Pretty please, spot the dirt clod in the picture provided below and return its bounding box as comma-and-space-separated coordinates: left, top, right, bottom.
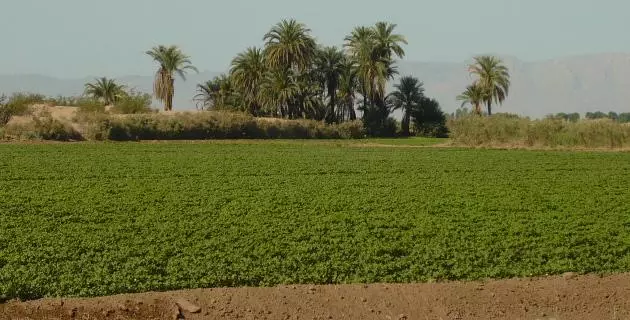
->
563, 272, 578, 280
176, 298, 201, 313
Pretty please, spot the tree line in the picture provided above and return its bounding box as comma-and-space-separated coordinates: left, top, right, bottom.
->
81, 19, 515, 137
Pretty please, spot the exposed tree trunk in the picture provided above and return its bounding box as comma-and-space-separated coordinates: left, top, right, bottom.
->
166, 77, 175, 111
402, 108, 411, 136
327, 84, 336, 124
348, 101, 357, 121
487, 100, 492, 116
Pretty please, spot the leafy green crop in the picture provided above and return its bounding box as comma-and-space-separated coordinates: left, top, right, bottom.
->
1, 142, 629, 301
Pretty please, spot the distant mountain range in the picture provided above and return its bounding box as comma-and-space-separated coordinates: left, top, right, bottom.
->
2, 53, 629, 118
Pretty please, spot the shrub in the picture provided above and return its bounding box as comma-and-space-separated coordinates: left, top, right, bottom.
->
0, 92, 44, 126
31, 112, 83, 141
110, 91, 153, 114
448, 114, 630, 149
3, 112, 82, 141
90, 111, 364, 141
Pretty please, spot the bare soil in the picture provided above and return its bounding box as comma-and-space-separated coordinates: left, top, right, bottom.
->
2, 273, 630, 320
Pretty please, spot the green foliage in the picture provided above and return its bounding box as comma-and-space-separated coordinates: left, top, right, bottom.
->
388, 76, 425, 136
31, 112, 83, 141
146, 45, 198, 111
466, 56, 511, 115
548, 112, 581, 123
90, 112, 364, 140
205, 19, 407, 132
410, 97, 448, 138
83, 77, 126, 105
448, 114, 630, 148
1, 143, 629, 301
360, 104, 398, 137
110, 90, 153, 114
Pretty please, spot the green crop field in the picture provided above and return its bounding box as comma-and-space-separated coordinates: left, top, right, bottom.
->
1, 141, 629, 301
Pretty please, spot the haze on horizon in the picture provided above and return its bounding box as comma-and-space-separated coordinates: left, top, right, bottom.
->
1, 0, 628, 79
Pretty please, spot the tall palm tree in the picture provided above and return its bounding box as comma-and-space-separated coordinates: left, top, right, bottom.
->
388, 76, 424, 136
314, 46, 345, 123
263, 19, 317, 72
83, 77, 126, 105
456, 82, 487, 115
337, 58, 358, 121
344, 26, 376, 108
344, 23, 404, 110
230, 47, 266, 115
468, 55, 510, 115
146, 45, 198, 111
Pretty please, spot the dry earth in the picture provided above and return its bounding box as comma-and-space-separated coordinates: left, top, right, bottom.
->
2, 273, 630, 320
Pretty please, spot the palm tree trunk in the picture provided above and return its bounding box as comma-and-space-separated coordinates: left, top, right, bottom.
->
328, 87, 336, 124
402, 109, 410, 136
166, 77, 175, 111
487, 100, 492, 116
348, 97, 356, 120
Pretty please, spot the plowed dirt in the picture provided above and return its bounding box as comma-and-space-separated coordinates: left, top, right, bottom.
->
2, 273, 630, 319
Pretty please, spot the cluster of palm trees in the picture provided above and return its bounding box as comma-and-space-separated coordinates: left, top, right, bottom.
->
193, 19, 408, 126
82, 20, 511, 136
457, 56, 511, 116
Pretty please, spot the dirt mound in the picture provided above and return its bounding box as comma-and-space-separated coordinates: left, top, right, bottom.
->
2, 273, 629, 319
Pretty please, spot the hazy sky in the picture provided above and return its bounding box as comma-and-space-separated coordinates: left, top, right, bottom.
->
1, 0, 628, 78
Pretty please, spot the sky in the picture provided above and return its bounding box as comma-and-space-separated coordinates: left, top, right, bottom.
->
0, 0, 628, 78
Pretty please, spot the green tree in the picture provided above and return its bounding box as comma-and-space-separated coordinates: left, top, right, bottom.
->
263, 19, 317, 72
585, 111, 607, 119
456, 82, 486, 115
345, 22, 405, 135
83, 77, 126, 105
337, 58, 358, 121
146, 45, 198, 111
314, 46, 345, 123
230, 47, 266, 115
468, 55, 510, 115
608, 111, 619, 121
410, 97, 448, 137
388, 76, 424, 136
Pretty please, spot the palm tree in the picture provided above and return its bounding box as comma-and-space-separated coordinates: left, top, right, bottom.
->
230, 47, 266, 115
337, 58, 358, 121
146, 45, 198, 111
344, 23, 404, 110
388, 76, 424, 136
314, 46, 345, 123
260, 68, 299, 118
194, 74, 240, 110
263, 19, 317, 72
456, 82, 487, 115
373, 22, 407, 60
83, 77, 126, 105
468, 55, 510, 115
344, 26, 375, 108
